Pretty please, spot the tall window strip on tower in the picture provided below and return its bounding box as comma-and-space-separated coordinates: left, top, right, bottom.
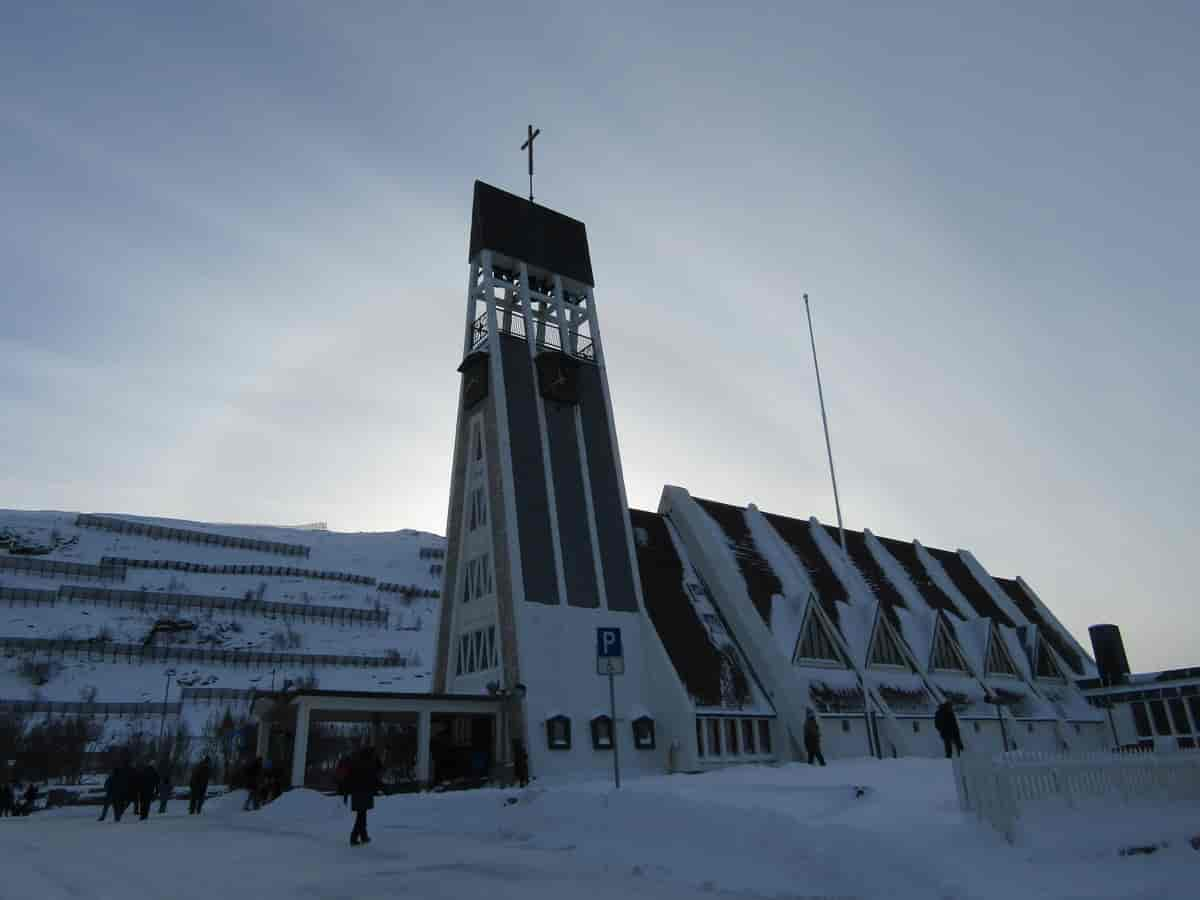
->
467, 487, 488, 532
794, 611, 845, 666
460, 554, 494, 603
867, 619, 908, 668
455, 624, 499, 676
984, 627, 1019, 677
930, 620, 969, 672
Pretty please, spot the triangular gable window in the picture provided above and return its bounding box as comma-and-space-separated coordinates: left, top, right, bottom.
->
1035, 638, 1066, 680
793, 605, 846, 667
929, 617, 970, 672
867, 615, 908, 669
984, 626, 1020, 677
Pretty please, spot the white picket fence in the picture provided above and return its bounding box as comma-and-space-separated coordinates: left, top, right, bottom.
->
953, 748, 1200, 843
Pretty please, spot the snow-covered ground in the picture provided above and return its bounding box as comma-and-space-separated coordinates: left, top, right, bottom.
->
3, 760, 1195, 899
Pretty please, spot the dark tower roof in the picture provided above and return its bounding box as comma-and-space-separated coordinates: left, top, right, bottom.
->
468, 181, 595, 286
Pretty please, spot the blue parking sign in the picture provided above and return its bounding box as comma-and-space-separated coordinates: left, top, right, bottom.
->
597, 627, 623, 659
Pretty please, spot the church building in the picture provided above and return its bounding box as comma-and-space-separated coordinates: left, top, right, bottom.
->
433, 181, 1106, 780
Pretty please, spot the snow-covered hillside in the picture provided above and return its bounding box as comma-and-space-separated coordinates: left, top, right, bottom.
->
1, 509, 445, 729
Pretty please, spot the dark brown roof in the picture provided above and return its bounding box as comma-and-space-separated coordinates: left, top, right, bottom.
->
629, 509, 753, 708
922, 547, 1015, 628
758, 512, 846, 630
692, 498, 781, 627
873, 536, 964, 620
818, 525, 907, 634
995, 577, 1086, 676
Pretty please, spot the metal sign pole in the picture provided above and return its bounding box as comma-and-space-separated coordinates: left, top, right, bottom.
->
609, 667, 620, 790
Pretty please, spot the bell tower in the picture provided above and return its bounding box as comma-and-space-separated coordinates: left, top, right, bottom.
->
434, 181, 653, 779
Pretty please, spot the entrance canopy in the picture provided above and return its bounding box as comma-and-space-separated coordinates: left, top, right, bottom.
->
251, 689, 503, 789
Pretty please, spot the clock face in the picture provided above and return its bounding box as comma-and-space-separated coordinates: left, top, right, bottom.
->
460, 354, 489, 410
536, 351, 579, 405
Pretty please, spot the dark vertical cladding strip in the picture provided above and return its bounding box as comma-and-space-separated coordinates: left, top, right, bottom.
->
499, 336, 559, 606
544, 400, 599, 608
577, 365, 638, 611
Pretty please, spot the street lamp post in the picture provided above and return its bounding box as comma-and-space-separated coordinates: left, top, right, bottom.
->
158, 668, 176, 755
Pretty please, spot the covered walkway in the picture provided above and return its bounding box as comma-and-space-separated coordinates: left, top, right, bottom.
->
251, 689, 503, 789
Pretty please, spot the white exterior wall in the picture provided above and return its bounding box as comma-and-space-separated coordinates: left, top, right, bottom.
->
515, 601, 667, 779
637, 613, 702, 772
819, 716, 875, 759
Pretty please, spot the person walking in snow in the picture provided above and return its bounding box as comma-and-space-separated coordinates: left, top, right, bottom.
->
19, 783, 37, 816
0, 781, 13, 817
347, 747, 381, 847
110, 758, 133, 822
242, 756, 262, 811
188, 757, 211, 815
137, 762, 159, 820
804, 710, 827, 766
512, 739, 530, 788
335, 754, 351, 805
157, 764, 172, 814
934, 700, 964, 758
97, 772, 115, 821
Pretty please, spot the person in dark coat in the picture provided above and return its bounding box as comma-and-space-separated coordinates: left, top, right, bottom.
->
20, 783, 37, 816
935, 700, 965, 758
512, 739, 529, 788
97, 772, 115, 821
188, 757, 211, 815
242, 756, 262, 811
157, 765, 172, 814
137, 762, 159, 820
110, 760, 133, 822
803, 710, 827, 766
335, 755, 351, 806
1, 781, 14, 817
347, 747, 381, 846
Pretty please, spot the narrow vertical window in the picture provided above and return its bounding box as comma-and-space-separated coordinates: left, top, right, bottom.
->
1132, 702, 1152, 737
1149, 699, 1172, 735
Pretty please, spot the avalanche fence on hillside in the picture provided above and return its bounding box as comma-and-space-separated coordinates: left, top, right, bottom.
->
953, 748, 1200, 843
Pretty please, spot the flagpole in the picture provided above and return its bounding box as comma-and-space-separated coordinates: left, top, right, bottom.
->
804, 293, 847, 554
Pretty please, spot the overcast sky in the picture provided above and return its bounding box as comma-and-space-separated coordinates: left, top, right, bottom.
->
2, 2, 1196, 671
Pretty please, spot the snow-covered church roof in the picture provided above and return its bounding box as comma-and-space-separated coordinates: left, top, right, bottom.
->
680, 495, 1096, 680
